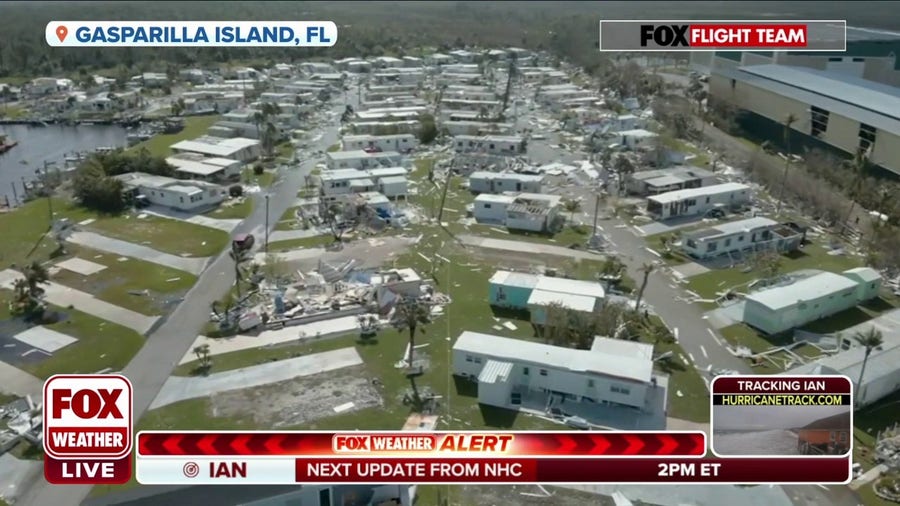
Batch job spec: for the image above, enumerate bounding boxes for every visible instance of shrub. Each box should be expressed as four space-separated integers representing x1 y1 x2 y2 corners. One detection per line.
229 185 243 198
253 164 265 175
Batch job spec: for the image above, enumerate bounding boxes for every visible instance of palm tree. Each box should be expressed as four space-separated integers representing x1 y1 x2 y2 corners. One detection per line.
390 296 431 368
563 199 581 223
840 148 871 236
229 243 251 299
12 262 50 319
774 113 797 215
634 262 656 314
852 326 883 406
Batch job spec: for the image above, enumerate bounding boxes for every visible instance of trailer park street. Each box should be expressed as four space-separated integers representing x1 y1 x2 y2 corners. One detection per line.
0 50 899 506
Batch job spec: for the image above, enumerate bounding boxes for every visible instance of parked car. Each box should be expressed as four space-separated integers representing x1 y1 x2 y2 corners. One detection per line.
232 233 255 252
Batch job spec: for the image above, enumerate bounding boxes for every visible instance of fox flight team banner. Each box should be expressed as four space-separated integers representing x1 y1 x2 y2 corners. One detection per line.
598 20 847 51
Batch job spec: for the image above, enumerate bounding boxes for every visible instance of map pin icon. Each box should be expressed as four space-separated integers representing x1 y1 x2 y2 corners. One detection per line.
56 25 68 42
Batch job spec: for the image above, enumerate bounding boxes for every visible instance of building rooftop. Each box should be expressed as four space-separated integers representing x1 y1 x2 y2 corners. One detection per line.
454 331 654 384
528 289 597 312
787 341 900 393
648 183 750 205
366 167 407 178
320 169 366 181
170 136 260 157
475 194 518 205
631 166 715 183
327 150 401 161
343 134 415 142
378 175 407 185
844 266 882 283
489 270 540 289
514 192 563 207
591 336 655 361
715 64 900 134
684 217 778 241
618 129 659 137
167 158 227 177
349 178 375 187
478 360 514 384
746 271 861 311
534 276 605 300
470 171 544 182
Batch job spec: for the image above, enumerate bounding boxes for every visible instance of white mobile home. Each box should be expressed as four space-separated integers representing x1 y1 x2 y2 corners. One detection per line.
441 121 514 136
170 136 262 162
646 183 751 220
505 193 563 233
440 98 502 113
326 150 403 170
453 332 656 411
453 135 526 156
626 166 718 196
377 176 408 199
473 194 517 223
619 129 659 149
166 155 243 183
469 171 544 194
681 217 803 260
115 173 226 212
341 134 418 153
348 120 421 135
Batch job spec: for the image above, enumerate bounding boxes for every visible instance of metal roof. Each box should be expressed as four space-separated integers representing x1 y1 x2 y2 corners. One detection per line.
787 341 900 390
489 270 540 289
534 276 605 300
684 217 778 241
349 178 375 187
475 194 517 204
478 360 514 384
469 171 544 182
378 176 407 184
745 271 860 311
454 331 654 384
527 289 597 313
843 266 882 283
716 65 900 134
648 183 750 205
631 165 715 183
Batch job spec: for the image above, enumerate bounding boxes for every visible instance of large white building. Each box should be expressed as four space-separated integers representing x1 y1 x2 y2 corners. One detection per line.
319 167 408 198
166 154 243 183
115 172 227 212
646 183 751 220
170 136 261 162
709 63 900 176
453 332 657 411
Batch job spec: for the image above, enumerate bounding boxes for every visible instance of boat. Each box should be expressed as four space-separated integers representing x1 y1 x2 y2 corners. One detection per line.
0 135 18 154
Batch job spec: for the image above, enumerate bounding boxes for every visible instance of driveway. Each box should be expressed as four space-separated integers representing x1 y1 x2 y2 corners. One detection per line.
457 234 606 261
150 347 363 409
67 231 210 275
142 207 242 233
0 269 159 335
0 360 43 399
268 227 328 243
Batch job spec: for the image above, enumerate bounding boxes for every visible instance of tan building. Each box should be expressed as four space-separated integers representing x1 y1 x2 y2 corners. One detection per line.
709 64 900 176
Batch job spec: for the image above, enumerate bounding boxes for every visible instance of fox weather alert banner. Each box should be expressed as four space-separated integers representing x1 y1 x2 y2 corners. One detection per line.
45 21 338 47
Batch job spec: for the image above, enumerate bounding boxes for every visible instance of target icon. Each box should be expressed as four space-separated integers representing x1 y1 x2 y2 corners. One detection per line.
183 461 200 478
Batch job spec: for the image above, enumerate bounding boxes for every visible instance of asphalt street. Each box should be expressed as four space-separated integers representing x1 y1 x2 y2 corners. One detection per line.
17 95 350 506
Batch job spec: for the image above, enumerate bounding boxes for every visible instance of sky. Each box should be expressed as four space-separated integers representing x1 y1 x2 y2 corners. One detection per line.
713 405 851 430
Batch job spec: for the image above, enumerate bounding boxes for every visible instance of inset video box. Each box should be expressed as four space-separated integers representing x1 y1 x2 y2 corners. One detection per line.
710 375 853 460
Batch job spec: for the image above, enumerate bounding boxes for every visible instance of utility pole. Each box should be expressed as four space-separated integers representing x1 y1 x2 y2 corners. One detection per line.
592 191 601 237
264 194 270 254
436 167 452 224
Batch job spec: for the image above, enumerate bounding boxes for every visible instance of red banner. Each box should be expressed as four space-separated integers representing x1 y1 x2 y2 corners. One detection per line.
44 455 132 485
294 457 851 484
137 431 706 457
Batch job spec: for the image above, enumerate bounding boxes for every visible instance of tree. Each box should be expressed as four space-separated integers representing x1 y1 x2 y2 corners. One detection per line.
324 202 350 243
192 343 212 374
228 242 251 299
563 199 581 223
774 113 798 215
840 148 871 236
750 250 782 281
634 262 656 314
11 261 50 320
600 256 626 277
417 113 438 144
390 296 431 368
170 97 185 116
613 154 635 177
852 326 883 406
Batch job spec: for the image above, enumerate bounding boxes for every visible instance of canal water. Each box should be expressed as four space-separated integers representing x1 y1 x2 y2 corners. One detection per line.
0 123 127 204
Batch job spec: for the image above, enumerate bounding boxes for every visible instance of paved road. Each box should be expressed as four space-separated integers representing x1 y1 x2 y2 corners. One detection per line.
17 97 347 506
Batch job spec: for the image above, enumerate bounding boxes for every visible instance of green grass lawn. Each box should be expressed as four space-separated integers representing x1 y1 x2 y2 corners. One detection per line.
0 198 98 270
0 104 29 120
128 115 221 157
267 234 335 251
275 206 301 230
243 168 276 188
204 198 253 220
87 214 229 257
276 142 294 159
853 390 900 505
326 143 341 152
0 294 144 379
687 243 861 300
49 245 197 316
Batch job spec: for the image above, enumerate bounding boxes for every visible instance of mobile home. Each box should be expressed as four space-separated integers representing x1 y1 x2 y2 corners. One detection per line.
646 183 751 220
681 217 803 260
468 171 544 194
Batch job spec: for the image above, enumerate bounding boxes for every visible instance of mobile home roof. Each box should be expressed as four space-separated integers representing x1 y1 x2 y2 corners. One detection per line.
648 183 750 205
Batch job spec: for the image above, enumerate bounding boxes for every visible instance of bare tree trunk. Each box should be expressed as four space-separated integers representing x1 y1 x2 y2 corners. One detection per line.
407 326 416 367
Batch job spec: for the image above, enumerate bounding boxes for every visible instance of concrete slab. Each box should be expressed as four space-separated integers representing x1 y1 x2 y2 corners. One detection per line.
14 326 77 353
254 247 325 264
0 269 159 335
179 315 362 364
143 207 242 233
672 262 710 278
0 453 43 504
55 257 107 276
67 231 210 275
151 347 364 409
0 361 43 398
269 228 329 243
457 234 606 261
